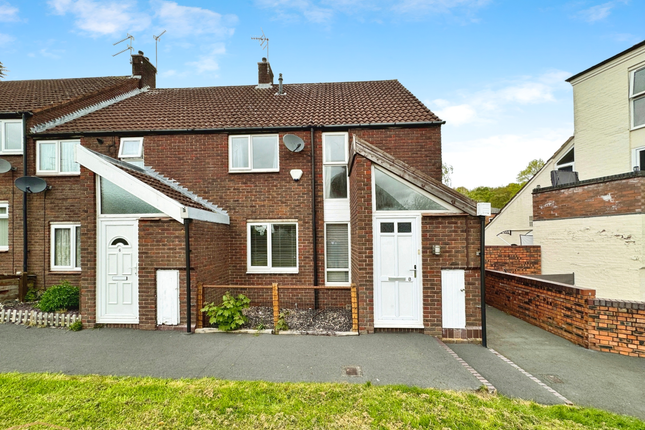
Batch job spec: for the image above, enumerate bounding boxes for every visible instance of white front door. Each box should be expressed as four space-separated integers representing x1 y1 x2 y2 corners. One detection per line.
374 217 422 328
97 219 139 324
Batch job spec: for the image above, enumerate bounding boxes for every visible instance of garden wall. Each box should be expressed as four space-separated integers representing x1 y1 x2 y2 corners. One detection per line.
485 246 541 275
486 270 645 357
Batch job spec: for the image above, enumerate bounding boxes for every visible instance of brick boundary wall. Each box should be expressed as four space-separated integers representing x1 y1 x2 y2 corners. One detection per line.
486 270 645 357
485 246 541 275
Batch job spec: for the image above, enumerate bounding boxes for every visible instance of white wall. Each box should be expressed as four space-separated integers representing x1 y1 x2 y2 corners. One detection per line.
534 214 645 301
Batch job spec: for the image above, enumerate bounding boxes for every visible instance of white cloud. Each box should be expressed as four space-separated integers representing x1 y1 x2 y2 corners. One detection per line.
434 103 480 126
0 2 19 22
256 0 334 23
47 0 151 37
39 48 65 59
0 32 14 45
151 0 237 38
577 2 613 22
393 0 491 14
187 43 226 75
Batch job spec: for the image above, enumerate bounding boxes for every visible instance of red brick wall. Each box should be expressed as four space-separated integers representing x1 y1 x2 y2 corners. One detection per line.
202 287 350 311
533 174 645 220
485 246 541 274
588 299 645 357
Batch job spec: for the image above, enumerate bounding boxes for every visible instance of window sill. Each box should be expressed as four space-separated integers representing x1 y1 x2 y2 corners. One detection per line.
631 124 645 131
37 172 81 177
50 269 81 274
0 152 23 156
246 269 299 274
0 248 8 253
229 169 280 174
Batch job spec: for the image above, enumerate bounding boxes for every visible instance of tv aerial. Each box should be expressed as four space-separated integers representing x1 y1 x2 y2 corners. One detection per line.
15 176 49 194
0 158 15 174
113 33 135 59
283 134 305 153
251 28 269 61
153 30 166 72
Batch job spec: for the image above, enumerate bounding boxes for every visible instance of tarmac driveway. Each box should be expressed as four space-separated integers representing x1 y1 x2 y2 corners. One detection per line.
0 306 643 421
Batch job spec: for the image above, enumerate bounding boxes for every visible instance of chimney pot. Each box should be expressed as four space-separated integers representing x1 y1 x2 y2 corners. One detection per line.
278 73 284 95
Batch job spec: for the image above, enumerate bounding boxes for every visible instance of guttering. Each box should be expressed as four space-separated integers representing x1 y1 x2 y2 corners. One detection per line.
32 121 446 139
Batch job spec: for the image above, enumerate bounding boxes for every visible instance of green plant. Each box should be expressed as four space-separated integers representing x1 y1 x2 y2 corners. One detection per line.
201 292 250 331
255 323 266 331
275 311 289 332
69 320 83 331
24 288 41 302
37 281 80 313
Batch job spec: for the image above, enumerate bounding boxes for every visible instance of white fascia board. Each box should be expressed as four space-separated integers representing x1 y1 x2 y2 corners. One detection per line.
76 145 185 223
182 206 230 225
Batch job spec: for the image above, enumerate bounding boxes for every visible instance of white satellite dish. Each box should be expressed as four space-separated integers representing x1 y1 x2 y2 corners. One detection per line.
283 134 305 153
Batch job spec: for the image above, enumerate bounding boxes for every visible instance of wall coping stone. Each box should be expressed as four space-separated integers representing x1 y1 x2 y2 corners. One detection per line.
588 298 645 309
533 170 645 194
486 270 596 297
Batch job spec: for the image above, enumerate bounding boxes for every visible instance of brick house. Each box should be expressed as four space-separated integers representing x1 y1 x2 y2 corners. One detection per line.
2 54 484 338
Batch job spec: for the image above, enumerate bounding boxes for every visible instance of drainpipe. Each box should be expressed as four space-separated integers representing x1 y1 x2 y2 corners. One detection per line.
21 112 29 276
480 215 487 348
311 127 319 308
184 218 192 334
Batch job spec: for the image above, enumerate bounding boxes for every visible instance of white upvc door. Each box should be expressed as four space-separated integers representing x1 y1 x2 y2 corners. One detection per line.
374 216 423 328
97 218 139 324
441 269 466 329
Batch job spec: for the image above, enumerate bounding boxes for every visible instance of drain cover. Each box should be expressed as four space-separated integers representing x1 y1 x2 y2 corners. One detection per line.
343 366 362 377
542 374 564 384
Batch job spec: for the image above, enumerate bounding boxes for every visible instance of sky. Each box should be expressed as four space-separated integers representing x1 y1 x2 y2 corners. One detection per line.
1 0 644 189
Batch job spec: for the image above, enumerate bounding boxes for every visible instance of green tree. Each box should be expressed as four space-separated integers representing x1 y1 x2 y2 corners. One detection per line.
0 61 6 79
516 159 545 184
442 163 453 187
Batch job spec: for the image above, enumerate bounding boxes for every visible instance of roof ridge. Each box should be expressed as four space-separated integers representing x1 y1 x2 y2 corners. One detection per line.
31 86 149 133
0 75 130 84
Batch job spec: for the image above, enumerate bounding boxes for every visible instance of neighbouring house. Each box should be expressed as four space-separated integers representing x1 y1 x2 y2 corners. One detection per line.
1 54 484 338
486 39 645 301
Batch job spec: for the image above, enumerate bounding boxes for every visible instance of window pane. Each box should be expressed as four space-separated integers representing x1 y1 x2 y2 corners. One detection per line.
380 222 394 233
375 169 448 211
121 139 142 157
327 271 349 282
250 225 268 266
39 142 57 171
75 226 81 268
100 177 162 214
252 136 277 169
324 166 347 199
54 228 71 267
60 141 80 173
634 68 645 95
271 224 296 268
634 96 645 128
0 218 7 247
0 206 6 216
4 122 22 151
398 222 412 233
557 148 574 166
325 135 346 163
326 224 348 269
231 137 249 169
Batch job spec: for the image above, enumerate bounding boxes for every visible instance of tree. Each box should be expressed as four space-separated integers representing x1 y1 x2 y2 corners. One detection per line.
516 159 545 184
442 163 453 187
0 61 6 79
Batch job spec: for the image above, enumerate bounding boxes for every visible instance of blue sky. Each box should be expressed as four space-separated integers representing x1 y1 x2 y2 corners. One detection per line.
1 0 644 188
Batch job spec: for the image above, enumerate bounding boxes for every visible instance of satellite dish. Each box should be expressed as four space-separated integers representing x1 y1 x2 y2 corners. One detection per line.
15 176 48 194
283 134 305 153
0 159 14 174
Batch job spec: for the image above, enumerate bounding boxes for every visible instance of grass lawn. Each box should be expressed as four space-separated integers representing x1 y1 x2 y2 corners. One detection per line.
0 373 642 429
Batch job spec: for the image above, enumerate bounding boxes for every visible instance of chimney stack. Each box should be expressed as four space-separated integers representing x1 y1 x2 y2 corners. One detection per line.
132 51 156 89
256 57 274 88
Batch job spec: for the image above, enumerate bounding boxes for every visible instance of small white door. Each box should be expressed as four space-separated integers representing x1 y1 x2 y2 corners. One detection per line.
157 269 180 325
374 217 422 328
98 219 139 324
441 269 466 329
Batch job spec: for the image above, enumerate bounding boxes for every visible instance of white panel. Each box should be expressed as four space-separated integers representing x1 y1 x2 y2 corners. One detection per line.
442 270 466 329
107 254 118 275
122 252 132 275
398 281 415 318
381 281 397 318
156 270 180 325
324 199 350 222
122 283 133 305
397 235 414 277
108 283 118 305
379 236 396 277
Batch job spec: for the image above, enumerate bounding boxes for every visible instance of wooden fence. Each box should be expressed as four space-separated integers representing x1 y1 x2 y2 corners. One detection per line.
197 283 358 332
0 309 81 328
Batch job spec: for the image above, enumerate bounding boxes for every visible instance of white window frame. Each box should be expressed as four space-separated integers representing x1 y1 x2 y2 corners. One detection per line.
630 66 645 130
247 221 298 274
0 119 23 155
0 202 8 252
36 140 81 176
631 146 645 171
50 223 81 272
556 147 575 171
322 132 349 200
324 222 351 286
118 137 144 166
229 134 279 173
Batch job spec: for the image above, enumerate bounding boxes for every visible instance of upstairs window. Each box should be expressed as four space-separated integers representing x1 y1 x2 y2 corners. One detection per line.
0 120 22 155
229 135 279 172
118 137 144 167
0 203 8 251
37 140 80 175
631 66 645 129
323 133 348 199
556 147 574 172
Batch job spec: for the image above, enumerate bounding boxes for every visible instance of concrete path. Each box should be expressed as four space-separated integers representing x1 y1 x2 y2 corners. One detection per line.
0 306 643 421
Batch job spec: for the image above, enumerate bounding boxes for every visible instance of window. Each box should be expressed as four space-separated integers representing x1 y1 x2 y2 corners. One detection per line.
229 135 279 172
631 66 645 129
37 140 80 175
374 168 451 211
0 120 22 154
0 203 8 251
100 177 162 215
325 223 350 284
323 133 348 199
118 137 144 167
556 147 574 171
51 224 81 271
247 222 297 273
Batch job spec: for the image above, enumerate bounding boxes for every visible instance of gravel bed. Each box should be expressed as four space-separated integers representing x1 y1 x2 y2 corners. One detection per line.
0 300 80 316
238 306 352 333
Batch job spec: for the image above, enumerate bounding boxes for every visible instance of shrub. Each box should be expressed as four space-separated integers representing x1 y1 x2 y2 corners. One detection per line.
201 292 250 331
69 320 83 331
24 288 41 302
38 281 80 312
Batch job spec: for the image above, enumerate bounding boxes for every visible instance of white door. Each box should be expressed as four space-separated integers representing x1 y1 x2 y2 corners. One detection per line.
374 217 422 328
157 269 179 325
98 219 139 324
441 269 466 329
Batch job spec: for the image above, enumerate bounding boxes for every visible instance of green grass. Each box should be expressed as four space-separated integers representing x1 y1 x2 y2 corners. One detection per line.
0 373 642 429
